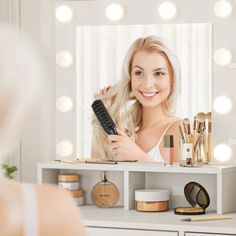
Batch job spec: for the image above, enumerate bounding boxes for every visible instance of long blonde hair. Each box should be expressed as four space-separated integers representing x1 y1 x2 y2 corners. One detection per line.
92 35 180 160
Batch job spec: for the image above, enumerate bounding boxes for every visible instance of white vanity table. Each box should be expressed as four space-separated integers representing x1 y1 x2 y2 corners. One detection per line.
38 162 236 235
52 0 236 234
82 206 236 236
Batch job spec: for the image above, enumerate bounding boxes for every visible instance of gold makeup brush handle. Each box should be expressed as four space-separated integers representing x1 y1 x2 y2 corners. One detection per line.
203 132 208 164
193 133 200 165
208 133 212 163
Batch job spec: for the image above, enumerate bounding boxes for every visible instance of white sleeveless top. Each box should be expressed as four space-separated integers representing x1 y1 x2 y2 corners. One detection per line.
147 120 177 162
21 184 38 236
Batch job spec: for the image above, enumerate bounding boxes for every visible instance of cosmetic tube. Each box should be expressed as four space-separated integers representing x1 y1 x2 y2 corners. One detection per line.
164 135 174 166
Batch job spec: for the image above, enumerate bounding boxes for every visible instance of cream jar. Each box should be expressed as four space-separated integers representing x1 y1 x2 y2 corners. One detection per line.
69 189 84 206
135 189 169 212
58 174 81 190
58 181 80 190
58 174 80 182
58 174 84 206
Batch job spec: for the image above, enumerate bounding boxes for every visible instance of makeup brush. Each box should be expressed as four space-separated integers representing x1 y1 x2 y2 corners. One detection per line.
181 215 232 222
193 114 202 164
192 116 197 144
183 118 191 143
179 124 186 143
206 112 212 164
189 116 197 165
195 113 206 165
193 124 206 153
196 112 206 133
202 120 208 164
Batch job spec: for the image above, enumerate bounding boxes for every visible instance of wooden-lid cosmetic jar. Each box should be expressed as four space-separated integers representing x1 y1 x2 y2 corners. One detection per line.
135 189 169 212
58 174 80 182
58 174 84 206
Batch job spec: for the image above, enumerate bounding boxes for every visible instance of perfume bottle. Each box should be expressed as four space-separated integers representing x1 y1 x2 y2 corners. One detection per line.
180 142 193 166
91 171 119 208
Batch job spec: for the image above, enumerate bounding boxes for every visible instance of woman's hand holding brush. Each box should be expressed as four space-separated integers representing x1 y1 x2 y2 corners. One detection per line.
108 129 151 162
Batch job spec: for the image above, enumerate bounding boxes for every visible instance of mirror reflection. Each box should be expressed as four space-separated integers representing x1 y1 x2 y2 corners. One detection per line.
76 24 211 161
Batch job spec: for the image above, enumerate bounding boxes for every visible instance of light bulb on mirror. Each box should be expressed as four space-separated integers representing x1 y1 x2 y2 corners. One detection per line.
214 0 232 18
214 48 232 66
106 3 124 21
214 143 232 162
55 5 73 23
56 141 73 157
56 96 73 112
56 51 73 67
158 1 177 20
213 96 233 114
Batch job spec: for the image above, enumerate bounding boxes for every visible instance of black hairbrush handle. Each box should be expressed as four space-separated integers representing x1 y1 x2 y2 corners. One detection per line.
91 99 118 135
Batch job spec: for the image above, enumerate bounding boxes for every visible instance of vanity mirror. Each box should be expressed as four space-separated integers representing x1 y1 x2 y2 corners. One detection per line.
76 23 211 157
55 0 235 164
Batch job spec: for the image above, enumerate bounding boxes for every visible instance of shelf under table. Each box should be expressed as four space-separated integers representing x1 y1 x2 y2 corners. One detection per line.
37 162 236 214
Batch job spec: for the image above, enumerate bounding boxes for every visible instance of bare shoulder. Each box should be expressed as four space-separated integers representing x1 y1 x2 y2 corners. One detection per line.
35 184 86 236
167 117 183 132
36 183 69 198
0 181 22 235
35 183 80 211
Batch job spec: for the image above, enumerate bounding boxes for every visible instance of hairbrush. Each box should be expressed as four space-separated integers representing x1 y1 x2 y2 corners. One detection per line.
91 99 118 135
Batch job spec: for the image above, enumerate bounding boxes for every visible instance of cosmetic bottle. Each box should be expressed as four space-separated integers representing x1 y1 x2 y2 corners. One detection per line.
164 135 174 166
180 143 193 167
91 171 119 208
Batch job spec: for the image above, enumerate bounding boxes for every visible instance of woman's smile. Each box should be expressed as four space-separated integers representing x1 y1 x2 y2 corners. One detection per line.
140 91 159 98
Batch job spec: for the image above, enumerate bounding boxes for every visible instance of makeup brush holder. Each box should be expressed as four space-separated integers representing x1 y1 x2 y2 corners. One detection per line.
194 138 205 166
179 113 212 167
180 142 193 167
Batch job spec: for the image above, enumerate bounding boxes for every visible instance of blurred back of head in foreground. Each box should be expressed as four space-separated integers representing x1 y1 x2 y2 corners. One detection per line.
0 24 43 163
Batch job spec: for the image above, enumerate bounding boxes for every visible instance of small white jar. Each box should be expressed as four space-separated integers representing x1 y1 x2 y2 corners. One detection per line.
135 189 169 212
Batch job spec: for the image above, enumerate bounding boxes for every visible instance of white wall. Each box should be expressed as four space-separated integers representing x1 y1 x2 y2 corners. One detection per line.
1 0 236 182
55 0 236 165
20 0 56 182
0 0 56 182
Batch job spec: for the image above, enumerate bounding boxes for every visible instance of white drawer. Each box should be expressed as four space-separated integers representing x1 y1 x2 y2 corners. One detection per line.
87 227 177 236
185 233 236 236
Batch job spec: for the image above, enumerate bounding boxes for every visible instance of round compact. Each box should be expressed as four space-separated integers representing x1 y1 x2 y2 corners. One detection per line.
135 189 169 212
174 181 210 215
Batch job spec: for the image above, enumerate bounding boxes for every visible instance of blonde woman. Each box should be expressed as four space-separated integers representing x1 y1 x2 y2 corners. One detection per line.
92 35 181 163
0 24 86 236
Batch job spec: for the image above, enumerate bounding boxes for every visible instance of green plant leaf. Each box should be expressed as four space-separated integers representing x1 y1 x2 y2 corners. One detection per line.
1 164 18 180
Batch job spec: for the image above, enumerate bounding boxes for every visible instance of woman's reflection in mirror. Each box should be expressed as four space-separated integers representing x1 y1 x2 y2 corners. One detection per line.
92 35 181 163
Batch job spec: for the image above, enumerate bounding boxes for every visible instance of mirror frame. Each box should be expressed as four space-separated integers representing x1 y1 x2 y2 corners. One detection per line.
55 0 236 164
